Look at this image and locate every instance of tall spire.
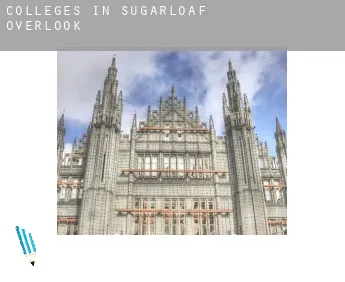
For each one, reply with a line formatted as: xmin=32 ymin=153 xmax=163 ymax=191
xmin=102 ymin=55 xmax=118 ymax=110
xmin=78 ymin=54 xmax=123 ymax=235
xmin=222 ymin=58 xmax=268 ymax=235
xmin=226 ymin=58 xmax=243 ymax=113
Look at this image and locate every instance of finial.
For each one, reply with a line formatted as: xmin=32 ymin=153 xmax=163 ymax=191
xmin=228 ymin=58 xmax=233 ymax=71
xmin=111 ymin=54 xmax=116 ymax=68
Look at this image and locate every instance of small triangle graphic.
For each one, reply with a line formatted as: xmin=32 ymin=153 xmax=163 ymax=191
xmin=30 ymin=261 xmax=35 ymax=266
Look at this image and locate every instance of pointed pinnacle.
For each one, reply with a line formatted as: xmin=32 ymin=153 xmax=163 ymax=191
xmin=222 ymin=93 xmax=227 ymax=103
xmin=96 ymin=90 xmax=101 ymax=104
xmin=132 ymin=112 xmax=137 ymax=128
xmin=111 ymin=54 xmax=116 ymax=68
xmin=228 ymin=58 xmax=233 ymax=71
xmin=209 ymin=115 xmax=214 ymax=127
xmin=58 ymin=111 xmax=65 ymax=128
xmin=171 ymin=85 xmax=175 ymax=97
xmin=243 ymin=93 xmax=249 ymax=109
xmin=276 ymin=116 xmax=282 ymax=132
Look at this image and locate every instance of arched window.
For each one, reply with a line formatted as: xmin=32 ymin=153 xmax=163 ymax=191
xmin=71 ymin=188 xmax=77 ymax=199
xmin=60 ymin=188 xmax=66 ymax=199
xmin=265 ymin=190 xmax=271 ymax=201
xmin=275 ymin=189 xmax=281 ymax=202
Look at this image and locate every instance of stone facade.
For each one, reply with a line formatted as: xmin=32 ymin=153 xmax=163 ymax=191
xmin=57 ymin=56 xmax=287 ymax=235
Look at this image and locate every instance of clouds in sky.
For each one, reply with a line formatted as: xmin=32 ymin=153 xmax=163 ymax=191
xmin=58 ymin=51 xmax=286 ymax=155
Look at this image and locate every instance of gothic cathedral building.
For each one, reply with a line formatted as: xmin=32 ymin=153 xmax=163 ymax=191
xmin=57 ymin=56 xmax=287 ymax=235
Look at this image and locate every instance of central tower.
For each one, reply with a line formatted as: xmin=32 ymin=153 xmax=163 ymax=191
xmin=78 ymin=56 xmax=123 ymax=235
xmin=223 ymin=60 xmax=268 ymax=235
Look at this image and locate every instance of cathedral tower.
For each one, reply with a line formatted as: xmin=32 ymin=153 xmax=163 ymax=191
xmin=223 ymin=60 xmax=268 ymax=235
xmin=78 ymin=56 xmax=123 ymax=235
